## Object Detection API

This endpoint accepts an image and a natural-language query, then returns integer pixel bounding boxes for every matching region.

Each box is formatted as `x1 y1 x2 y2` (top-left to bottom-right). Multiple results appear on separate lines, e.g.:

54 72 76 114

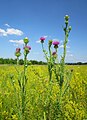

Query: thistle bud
64 15 69 21
23 37 29 44
65 21 68 25
49 40 53 47
68 26 72 31
15 52 21 57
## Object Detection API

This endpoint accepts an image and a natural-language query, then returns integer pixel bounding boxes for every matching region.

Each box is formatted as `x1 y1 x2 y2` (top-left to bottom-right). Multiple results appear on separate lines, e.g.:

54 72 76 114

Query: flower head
16 48 21 52
15 48 21 57
24 45 31 54
40 37 46 43
52 51 57 58
23 37 29 44
24 46 31 50
52 41 60 48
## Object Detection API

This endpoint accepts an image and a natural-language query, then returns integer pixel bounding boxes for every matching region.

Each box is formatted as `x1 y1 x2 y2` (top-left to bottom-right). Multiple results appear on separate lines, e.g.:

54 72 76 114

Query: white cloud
59 44 70 48
43 35 48 38
5 23 10 27
6 28 23 36
66 54 73 57
9 39 24 45
36 40 41 43
53 38 59 41
13 44 18 47
0 28 7 36
0 28 23 36
59 45 64 48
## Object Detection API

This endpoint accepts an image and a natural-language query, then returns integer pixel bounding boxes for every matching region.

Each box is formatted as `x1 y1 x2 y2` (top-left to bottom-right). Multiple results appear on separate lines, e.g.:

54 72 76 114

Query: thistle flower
40 37 46 43
52 41 60 48
52 51 57 58
16 48 21 52
24 45 31 54
15 48 21 57
23 37 29 44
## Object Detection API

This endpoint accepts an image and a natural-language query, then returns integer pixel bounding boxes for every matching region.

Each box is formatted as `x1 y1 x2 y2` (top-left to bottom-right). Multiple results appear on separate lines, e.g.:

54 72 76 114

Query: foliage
0 65 87 119
39 15 72 119
0 58 87 65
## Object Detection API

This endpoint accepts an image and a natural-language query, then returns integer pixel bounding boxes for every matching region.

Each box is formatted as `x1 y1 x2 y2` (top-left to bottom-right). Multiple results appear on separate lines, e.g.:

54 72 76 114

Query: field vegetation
0 65 87 120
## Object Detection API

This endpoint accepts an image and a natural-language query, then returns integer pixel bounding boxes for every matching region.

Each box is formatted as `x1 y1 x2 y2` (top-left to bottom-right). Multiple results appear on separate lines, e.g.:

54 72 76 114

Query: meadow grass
0 65 87 120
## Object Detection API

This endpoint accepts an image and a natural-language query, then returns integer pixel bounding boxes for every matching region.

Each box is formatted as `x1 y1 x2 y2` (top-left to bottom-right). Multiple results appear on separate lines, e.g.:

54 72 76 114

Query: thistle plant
40 15 72 119
15 48 21 65
11 37 31 120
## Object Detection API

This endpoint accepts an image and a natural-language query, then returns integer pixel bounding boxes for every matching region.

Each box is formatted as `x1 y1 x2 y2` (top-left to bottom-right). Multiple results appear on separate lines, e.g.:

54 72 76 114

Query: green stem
44 112 46 120
17 57 19 65
58 23 69 119
41 43 48 61
21 53 27 118
42 43 52 81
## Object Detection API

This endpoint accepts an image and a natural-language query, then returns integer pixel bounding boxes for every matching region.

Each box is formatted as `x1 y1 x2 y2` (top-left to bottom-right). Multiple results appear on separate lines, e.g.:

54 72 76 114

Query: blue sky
0 0 87 62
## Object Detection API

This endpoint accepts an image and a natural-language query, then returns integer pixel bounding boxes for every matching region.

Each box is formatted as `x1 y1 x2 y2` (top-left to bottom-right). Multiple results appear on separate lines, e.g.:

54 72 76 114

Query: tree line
0 58 87 65
0 58 46 65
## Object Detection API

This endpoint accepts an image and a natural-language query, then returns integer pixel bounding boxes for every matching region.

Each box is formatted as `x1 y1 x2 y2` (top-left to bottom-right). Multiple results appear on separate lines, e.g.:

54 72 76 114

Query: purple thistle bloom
52 41 60 49
16 48 21 52
52 51 56 55
40 37 46 43
24 46 31 50
23 46 31 54
28 46 31 50
52 51 57 58
15 48 21 57
52 41 60 46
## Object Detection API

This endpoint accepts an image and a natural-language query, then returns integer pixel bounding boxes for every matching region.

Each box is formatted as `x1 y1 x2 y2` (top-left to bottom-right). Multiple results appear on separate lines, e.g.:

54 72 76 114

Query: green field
0 65 87 120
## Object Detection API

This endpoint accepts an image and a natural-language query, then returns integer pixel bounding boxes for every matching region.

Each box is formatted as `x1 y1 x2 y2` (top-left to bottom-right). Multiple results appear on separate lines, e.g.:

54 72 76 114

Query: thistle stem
17 57 19 65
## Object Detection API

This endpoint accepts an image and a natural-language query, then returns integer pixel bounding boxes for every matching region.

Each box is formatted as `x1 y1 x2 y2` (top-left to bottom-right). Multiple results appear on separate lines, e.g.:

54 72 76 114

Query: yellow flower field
0 65 87 120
